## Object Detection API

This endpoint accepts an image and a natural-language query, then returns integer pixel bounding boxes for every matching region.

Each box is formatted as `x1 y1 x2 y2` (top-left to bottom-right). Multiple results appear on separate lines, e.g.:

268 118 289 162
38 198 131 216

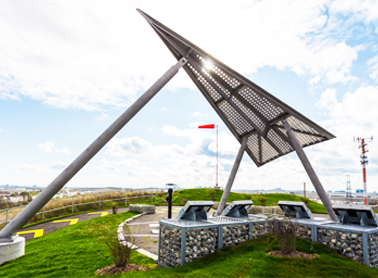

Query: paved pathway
17 207 129 241
125 206 220 255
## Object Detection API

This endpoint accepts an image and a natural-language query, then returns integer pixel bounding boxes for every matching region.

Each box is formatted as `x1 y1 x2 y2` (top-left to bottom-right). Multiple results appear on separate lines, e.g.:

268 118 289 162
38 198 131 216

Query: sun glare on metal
203 59 214 71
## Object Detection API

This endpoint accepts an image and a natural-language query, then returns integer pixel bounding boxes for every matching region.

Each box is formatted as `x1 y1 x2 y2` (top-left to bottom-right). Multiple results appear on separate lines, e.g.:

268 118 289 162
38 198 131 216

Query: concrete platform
0 236 25 265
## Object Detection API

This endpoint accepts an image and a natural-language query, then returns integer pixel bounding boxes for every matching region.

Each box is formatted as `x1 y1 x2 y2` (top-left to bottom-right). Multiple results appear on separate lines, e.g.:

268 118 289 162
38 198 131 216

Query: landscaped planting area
1 210 378 277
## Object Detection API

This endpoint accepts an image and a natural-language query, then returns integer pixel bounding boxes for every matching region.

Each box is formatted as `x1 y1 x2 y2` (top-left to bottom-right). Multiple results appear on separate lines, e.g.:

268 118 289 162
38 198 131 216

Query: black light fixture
166 183 176 219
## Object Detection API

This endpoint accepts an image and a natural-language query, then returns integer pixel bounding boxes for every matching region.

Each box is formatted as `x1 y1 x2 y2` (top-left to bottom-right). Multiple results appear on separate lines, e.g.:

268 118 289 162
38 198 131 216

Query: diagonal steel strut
0 57 188 240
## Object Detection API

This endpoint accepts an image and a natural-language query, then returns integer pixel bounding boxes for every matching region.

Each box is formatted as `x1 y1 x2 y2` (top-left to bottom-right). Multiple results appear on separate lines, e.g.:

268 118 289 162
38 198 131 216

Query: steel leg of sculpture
281 119 338 221
217 138 248 215
0 57 188 240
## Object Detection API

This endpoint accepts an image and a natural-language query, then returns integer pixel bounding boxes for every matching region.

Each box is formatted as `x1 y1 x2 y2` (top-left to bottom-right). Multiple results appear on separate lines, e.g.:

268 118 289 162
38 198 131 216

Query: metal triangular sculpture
138 9 335 167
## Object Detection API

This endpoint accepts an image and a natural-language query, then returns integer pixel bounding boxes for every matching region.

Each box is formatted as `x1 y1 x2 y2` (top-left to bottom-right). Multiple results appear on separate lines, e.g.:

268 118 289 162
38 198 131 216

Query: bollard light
166 183 176 219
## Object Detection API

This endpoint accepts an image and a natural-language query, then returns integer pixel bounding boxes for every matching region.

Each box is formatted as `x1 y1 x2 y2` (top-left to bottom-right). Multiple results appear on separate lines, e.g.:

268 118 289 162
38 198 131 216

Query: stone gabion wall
317 228 363 263
251 221 274 238
185 227 218 263
296 224 312 241
368 232 378 267
222 224 249 247
160 225 182 267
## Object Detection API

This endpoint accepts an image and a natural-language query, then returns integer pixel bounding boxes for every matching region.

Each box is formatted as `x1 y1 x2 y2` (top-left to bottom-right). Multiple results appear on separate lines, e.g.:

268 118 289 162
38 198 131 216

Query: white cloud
368 55 378 82
95 112 109 121
316 85 378 125
330 0 378 32
92 159 119 172
39 141 69 154
313 85 378 190
0 0 374 110
106 137 153 157
16 161 69 172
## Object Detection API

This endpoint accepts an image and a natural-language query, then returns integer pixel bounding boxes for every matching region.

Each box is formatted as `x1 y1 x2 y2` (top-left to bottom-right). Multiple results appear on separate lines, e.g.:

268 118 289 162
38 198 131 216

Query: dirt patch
95 264 149 275
267 250 318 259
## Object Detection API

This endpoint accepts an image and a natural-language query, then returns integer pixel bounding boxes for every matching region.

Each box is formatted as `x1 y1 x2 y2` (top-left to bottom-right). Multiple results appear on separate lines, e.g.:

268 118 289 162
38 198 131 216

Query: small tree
88 222 153 268
272 217 297 254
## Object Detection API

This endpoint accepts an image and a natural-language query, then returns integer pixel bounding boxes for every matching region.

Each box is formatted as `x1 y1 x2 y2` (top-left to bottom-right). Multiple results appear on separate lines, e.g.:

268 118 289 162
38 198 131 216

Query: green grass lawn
155 188 327 214
0 211 156 278
1 210 377 277
116 235 378 278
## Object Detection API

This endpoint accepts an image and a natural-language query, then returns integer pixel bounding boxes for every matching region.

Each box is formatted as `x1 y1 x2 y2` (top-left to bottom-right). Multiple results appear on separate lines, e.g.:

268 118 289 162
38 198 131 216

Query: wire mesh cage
368 232 378 267
317 226 364 264
185 227 218 264
158 219 220 267
208 216 251 247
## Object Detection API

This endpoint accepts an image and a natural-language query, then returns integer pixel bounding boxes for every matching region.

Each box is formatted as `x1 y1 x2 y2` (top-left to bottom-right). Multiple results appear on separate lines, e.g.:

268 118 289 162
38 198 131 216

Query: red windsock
198 124 215 129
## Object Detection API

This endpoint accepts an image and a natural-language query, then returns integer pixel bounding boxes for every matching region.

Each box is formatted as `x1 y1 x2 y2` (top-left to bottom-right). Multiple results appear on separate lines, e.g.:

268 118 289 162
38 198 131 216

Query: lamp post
166 183 176 219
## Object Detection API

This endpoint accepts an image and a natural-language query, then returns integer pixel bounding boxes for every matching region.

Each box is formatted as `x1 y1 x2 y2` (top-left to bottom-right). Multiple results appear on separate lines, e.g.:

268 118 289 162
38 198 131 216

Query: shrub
112 204 118 214
88 221 155 268
88 222 133 267
255 195 267 206
272 218 297 254
299 197 310 206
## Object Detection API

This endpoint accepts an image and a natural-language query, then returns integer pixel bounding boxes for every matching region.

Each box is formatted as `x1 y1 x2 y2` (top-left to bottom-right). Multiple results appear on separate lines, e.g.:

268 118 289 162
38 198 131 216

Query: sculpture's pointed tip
136 8 153 24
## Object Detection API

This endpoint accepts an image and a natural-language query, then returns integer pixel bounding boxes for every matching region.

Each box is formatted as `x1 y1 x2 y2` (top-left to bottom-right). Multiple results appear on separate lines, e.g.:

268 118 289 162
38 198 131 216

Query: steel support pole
216 137 248 215
281 119 338 221
0 57 188 239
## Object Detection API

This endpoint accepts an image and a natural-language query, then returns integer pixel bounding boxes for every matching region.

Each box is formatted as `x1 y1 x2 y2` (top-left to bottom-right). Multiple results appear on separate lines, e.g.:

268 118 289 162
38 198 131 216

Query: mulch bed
267 250 318 259
96 264 149 275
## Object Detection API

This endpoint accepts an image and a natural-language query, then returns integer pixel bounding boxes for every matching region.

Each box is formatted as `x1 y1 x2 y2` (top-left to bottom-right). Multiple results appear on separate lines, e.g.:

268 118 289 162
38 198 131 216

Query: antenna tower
346 175 352 203
354 136 373 205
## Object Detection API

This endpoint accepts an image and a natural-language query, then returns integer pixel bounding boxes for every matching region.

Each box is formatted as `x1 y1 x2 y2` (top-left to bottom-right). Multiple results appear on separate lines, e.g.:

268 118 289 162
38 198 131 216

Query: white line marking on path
127 221 159 225
130 234 159 237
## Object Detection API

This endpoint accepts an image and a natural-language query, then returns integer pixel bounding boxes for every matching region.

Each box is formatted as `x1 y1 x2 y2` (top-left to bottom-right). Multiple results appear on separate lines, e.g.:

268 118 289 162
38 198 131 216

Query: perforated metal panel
138 9 335 166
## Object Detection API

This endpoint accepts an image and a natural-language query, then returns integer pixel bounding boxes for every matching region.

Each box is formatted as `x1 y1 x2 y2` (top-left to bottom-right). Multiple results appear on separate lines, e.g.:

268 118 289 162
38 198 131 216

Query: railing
0 188 162 226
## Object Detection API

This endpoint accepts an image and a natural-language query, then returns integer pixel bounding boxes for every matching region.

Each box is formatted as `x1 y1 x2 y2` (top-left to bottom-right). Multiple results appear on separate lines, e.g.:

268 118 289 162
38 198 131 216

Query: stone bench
129 204 156 214
248 205 281 214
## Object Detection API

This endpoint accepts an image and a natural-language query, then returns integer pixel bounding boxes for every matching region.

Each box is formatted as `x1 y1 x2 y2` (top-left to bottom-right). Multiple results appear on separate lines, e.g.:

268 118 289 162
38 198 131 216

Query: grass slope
155 188 327 214
0 212 155 278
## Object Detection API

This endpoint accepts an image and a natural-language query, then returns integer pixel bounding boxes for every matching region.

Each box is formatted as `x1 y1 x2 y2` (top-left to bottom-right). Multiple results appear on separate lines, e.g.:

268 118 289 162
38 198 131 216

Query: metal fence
0 188 162 226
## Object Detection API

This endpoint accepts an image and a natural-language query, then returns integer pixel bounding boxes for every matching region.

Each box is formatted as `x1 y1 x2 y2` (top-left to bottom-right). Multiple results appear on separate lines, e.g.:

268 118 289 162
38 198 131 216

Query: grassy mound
155 188 327 214
1 210 377 277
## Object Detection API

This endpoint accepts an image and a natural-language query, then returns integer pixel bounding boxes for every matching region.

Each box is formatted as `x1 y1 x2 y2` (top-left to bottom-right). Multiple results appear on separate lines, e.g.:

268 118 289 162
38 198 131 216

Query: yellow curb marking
52 218 79 225
17 229 44 238
88 212 108 217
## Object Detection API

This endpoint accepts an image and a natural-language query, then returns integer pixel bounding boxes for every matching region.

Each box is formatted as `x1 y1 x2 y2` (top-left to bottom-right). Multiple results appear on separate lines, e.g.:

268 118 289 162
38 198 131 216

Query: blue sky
1 0 378 192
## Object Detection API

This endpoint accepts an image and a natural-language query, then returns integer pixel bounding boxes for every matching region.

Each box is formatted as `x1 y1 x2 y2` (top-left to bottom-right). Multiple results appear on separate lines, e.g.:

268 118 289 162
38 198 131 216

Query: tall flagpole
216 125 218 188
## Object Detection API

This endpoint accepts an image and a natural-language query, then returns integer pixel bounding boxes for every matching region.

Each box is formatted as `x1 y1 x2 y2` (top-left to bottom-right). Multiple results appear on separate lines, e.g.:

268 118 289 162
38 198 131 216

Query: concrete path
124 206 221 255
125 206 182 255
17 207 129 241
